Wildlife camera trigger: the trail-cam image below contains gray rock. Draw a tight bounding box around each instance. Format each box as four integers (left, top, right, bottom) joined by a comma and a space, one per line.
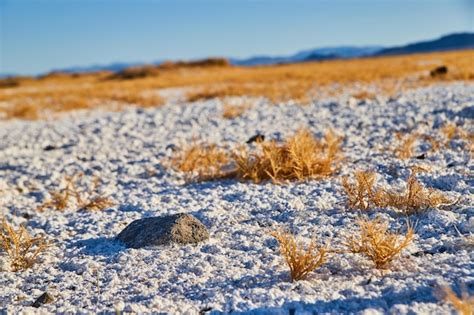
31, 292, 54, 308
116, 213, 209, 248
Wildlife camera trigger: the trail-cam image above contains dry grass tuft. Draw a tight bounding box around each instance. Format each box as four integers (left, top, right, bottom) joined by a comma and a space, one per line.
170, 144, 231, 181
38, 173, 114, 211
0, 219, 48, 271
441, 122, 471, 142
342, 170, 451, 214
352, 90, 376, 100
346, 217, 414, 269
3, 103, 40, 120
271, 229, 328, 281
170, 129, 342, 183
439, 285, 473, 315
233, 129, 342, 183
222, 101, 250, 119
342, 171, 381, 210
395, 132, 419, 159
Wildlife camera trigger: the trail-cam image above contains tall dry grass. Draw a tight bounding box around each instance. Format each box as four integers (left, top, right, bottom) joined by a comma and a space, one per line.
271, 229, 328, 281
346, 217, 414, 269
170, 129, 342, 183
0, 219, 48, 272
233, 129, 342, 183
342, 170, 450, 214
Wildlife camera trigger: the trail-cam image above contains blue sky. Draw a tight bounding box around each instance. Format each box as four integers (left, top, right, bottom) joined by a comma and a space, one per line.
1, 0, 472, 75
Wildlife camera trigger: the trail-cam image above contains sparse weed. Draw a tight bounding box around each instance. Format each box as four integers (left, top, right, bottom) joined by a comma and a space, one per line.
38, 173, 114, 211
222, 101, 250, 119
352, 90, 376, 100
271, 229, 328, 281
0, 218, 48, 272
346, 217, 414, 269
395, 132, 418, 159
170, 143, 232, 181
439, 285, 473, 315
342, 170, 450, 214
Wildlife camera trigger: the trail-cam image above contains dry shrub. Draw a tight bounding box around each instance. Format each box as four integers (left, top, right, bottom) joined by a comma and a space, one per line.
380, 172, 451, 214
170, 144, 231, 181
342, 171, 381, 210
222, 101, 250, 119
159, 57, 231, 70
3, 103, 40, 120
342, 170, 450, 214
422, 134, 441, 152
37, 173, 80, 211
0, 219, 48, 271
346, 217, 414, 269
439, 285, 473, 315
271, 229, 328, 281
441, 122, 472, 143
106, 65, 161, 80
352, 90, 376, 100
38, 173, 114, 212
0, 77, 21, 88
395, 132, 419, 159
233, 129, 342, 183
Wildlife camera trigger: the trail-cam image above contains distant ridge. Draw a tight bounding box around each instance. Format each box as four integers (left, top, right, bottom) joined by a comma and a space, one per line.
376, 33, 474, 56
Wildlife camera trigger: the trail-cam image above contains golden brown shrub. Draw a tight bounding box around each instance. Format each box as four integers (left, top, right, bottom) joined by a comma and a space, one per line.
0, 219, 48, 272
346, 217, 414, 269
439, 285, 473, 315
342, 171, 450, 214
233, 129, 342, 183
170, 144, 231, 181
38, 173, 114, 212
271, 229, 328, 281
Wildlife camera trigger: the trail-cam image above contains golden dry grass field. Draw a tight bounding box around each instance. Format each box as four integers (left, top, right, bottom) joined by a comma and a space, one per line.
0, 50, 473, 120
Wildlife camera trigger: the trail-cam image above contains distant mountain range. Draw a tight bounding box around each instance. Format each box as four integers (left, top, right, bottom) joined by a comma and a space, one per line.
376, 33, 474, 56
1, 32, 473, 78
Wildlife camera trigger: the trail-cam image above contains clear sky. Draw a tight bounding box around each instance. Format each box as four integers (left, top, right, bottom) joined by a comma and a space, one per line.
1, 0, 472, 75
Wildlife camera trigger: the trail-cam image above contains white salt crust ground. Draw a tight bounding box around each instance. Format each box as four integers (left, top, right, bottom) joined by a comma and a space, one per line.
0, 82, 473, 314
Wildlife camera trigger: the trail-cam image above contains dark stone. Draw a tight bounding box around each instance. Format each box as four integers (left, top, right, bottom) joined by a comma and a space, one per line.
116, 213, 209, 248
43, 145, 56, 151
199, 307, 213, 315
31, 292, 54, 308
430, 65, 448, 77
246, 134, 265, 144
415, 153, 426, 160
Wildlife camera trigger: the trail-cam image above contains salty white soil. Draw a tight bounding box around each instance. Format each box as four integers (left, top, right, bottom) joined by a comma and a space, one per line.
0, 82, 473, 314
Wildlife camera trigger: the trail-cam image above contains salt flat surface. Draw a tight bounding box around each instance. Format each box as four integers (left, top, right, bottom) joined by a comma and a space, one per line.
0, 82, 473, 314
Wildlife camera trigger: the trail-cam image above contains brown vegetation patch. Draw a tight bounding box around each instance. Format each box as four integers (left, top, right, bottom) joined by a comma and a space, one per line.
222, 101, 251, 119
439, 285, 473, 315
170, 143, 231, 181
0, 219, 48, 272
271, 229, 328, 281
233, 129, 342, 183
171, 129, 342, 183
38, 173, 114, 212
342, 170, 451, 214
345, 217, 414, 269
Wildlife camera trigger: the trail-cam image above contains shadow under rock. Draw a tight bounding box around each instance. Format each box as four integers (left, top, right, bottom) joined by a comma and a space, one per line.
70, 236, 125, 257
213, 284, 439, 314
